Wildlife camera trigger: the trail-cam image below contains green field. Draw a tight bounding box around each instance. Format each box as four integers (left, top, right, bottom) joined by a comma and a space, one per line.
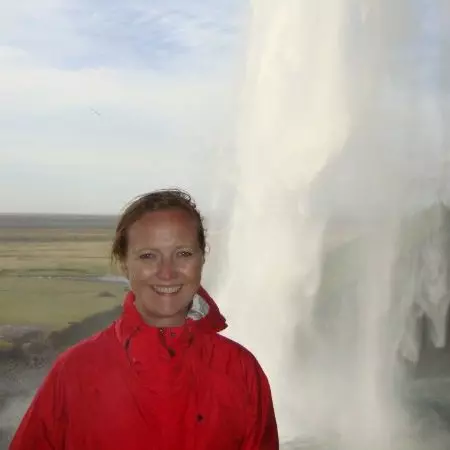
0, 217, 126, 339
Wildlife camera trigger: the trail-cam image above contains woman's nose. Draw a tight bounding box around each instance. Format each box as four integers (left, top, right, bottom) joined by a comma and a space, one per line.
156, 258, 176, 280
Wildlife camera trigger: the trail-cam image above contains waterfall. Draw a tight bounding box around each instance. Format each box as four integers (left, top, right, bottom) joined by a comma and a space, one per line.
216, 1, 450, 447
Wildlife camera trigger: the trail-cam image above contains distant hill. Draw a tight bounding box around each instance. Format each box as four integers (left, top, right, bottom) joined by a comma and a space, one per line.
0, 214, 118, 229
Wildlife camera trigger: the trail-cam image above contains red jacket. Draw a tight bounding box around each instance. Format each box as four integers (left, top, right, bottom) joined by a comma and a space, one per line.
10, 288, 279, 450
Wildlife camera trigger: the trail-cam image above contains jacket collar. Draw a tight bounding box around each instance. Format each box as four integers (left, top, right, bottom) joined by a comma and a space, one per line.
115, 287, 227, 350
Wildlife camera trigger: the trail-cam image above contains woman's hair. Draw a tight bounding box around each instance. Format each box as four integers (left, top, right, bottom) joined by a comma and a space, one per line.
111, 188, 206, 264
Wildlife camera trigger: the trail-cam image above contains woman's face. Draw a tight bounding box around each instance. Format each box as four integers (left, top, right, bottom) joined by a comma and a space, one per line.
122, 209, 204, 327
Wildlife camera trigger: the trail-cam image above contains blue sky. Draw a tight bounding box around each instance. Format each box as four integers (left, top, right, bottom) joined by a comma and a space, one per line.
3, 0, 243, 71
0, 0, 247, 214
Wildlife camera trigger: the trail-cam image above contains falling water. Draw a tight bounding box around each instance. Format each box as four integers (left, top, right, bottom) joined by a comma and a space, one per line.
216, 1, 450, 448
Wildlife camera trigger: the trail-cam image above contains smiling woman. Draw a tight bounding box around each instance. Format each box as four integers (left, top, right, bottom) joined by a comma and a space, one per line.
112, 191, 206, 327
9, 189, 279, 450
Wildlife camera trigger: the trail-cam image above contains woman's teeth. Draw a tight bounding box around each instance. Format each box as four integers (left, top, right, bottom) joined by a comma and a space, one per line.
152, 285, 182, 294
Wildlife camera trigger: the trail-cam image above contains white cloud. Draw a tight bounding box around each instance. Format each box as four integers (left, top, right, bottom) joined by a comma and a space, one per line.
0, 0, 245, 70
0, 1, 247, 213
0, 60, 236, 213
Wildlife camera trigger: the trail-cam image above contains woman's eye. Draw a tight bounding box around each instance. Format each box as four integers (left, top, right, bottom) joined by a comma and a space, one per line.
177, 250, 193, 258
139, 253, 155, 260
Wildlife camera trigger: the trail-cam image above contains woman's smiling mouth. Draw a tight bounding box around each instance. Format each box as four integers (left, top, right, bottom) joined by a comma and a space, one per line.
151, 285, 183, 295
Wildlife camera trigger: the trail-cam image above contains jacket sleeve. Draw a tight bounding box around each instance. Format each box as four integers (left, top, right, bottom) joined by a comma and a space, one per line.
9, 359, 67, 450
241, 355, 279, 450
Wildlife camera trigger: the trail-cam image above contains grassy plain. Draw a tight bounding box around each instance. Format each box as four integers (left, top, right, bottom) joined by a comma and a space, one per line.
0, 215, 126, 336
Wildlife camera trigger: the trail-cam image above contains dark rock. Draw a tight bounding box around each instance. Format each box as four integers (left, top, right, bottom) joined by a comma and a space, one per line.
47, 305, 122, 351
98, 290, 115, 298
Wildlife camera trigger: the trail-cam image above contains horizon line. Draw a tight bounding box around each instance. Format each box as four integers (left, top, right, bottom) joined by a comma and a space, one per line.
0, 212, 119, 217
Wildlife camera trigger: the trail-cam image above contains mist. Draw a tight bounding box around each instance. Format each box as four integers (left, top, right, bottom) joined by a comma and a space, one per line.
215, 1, 450, 447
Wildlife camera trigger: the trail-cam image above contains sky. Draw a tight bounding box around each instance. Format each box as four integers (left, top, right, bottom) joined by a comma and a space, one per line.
0, 0, 247, 214
1, 1, 445, 216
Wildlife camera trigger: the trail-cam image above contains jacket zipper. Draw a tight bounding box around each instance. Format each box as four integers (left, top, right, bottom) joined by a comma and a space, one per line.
159, 328, 176, 357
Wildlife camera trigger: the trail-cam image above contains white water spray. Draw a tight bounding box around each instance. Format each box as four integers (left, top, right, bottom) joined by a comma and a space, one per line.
216, 1, 450, 448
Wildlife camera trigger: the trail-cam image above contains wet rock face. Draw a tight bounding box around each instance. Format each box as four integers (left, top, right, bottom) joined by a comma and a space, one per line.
0, 429, 12, 450
0, 359, 52, 450
415, 313, 450, 378
0, 324, 53, 373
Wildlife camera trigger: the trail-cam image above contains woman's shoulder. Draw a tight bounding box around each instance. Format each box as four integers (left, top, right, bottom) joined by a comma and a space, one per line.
210, 332, 255, 356
203, 332, 267, 377
50, 324, 117, 376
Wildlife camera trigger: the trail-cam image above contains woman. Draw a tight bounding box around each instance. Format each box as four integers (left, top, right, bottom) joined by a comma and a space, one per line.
10, 189, 279, 450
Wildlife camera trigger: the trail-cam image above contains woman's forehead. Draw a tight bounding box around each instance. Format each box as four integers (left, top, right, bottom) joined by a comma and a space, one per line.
127, 210, 198, 242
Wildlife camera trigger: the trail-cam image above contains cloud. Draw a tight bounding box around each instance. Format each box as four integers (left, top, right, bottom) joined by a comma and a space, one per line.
0, 1, 247, 214
1, 0, 244, 71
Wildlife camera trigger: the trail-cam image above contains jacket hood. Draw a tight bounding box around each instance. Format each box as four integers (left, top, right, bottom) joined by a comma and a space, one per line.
190, 286, 227, 333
